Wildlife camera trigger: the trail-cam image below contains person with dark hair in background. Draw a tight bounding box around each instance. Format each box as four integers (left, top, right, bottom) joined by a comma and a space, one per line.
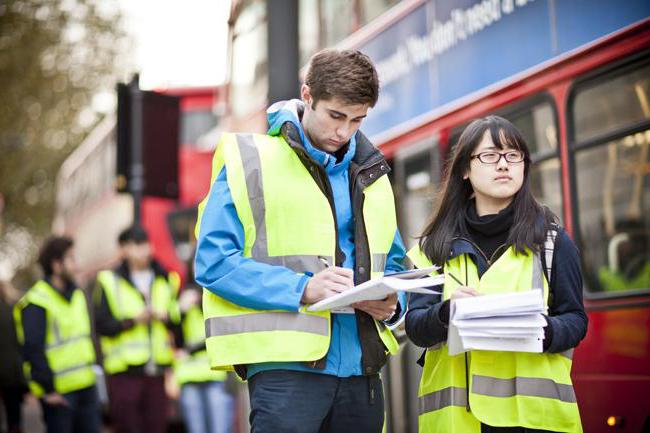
405, 116, 587, 433
0, 280, 27, 433
92, 226, 180, 433
195, 48, 406, 433
13, 237, 100, 433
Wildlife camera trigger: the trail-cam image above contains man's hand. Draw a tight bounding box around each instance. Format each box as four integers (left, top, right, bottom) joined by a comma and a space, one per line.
153, 309, 168, 322
353, 293, 398, 321
134, 308, 153, 324
301, 267, 354, 304
451, 286, 480, 300
43, 392, 69, 407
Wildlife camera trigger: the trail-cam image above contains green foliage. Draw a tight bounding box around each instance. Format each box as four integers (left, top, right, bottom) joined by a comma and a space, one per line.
0, 0, 131, 287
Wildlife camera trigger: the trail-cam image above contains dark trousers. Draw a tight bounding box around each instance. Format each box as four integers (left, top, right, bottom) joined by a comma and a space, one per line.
1, 384, 26, 433
248, 370, 384, 433
39, 386, 100, 433
107, 373, 168, 433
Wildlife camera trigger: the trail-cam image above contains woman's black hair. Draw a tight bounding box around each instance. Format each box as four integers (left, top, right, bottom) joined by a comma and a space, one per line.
419, 115, 557, 266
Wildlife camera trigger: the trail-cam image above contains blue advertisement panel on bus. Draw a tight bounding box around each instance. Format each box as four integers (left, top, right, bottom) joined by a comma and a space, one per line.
360, 0, 650, 140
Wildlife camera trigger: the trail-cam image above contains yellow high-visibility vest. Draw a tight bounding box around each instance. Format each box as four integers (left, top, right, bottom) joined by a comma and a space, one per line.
408, 246, 582, 433
174, 304, 227, 385
198, 133, 399, 371
96, 270, 176, 374
14, 280, 96, 396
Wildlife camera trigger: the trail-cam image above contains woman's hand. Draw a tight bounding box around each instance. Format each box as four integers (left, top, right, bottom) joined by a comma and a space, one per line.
451, 286, 480, 300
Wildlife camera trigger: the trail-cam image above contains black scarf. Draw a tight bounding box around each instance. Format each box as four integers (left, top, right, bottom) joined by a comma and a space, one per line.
464, 200, 514, 263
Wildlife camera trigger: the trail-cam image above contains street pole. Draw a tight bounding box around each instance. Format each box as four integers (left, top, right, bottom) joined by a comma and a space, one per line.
128, 74, 144, 228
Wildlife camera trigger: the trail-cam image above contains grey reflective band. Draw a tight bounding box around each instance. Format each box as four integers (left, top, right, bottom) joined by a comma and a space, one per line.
258, 255, 331, 275
372, 253, 387, 273
54, 362, 94, 377
544, 230, 557, 283
559, 349, 574, 360
235, 134, 333, 274
51, 321, 63, 347
46, 335, 91, 350
206, 312, 329, 337
532, 251, 543, 291
472, 375, 576, 403
419, 386, 468, 414
236, 134, 267, 259
427, 343, 443, 351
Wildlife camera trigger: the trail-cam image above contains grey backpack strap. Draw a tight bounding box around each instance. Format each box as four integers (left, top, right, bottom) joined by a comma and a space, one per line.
544, 228, 558, 284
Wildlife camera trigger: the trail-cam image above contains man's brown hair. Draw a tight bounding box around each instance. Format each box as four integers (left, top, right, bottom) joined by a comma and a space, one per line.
305, 49, 379, 107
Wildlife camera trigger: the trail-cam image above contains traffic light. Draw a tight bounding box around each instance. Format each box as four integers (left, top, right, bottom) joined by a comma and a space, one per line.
116, 82, 180, 199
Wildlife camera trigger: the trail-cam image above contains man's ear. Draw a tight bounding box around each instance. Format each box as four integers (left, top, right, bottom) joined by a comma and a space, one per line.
301, 84, 312, 108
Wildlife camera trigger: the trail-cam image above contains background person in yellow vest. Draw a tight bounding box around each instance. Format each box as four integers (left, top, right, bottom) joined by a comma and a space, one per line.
93, 226, 179, 433
15, 236, 100, 433
195, 49, 407, 433
175, 278, 233, 433
405, 116, 588, 433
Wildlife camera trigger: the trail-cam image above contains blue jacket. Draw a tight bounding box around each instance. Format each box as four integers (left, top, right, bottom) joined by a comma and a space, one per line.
405, 229, 588, 354
195, 100, 406, 378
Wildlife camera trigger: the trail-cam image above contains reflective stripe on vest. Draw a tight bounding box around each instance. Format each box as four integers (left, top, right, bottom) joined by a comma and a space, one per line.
14, 281, 96, 396
408, 245, 582, 433
471, 375, 577, 403
200, 133, 398, 370
174, 306, 227, 385
205, 312, 329, 337
418, 386, 468, 415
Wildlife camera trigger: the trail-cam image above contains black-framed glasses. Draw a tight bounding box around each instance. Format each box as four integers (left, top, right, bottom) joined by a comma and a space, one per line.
470, 150, 525, 164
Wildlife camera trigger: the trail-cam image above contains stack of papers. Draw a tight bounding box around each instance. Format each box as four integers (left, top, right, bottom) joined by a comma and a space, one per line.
447, 290, 547, 355
307, 266, 443, 313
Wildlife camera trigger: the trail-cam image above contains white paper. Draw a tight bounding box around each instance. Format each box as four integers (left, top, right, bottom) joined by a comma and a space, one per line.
461, 336, 543, 353
307, 267, 442, 312
452, 314, 547, 329
447, 290, 546, 355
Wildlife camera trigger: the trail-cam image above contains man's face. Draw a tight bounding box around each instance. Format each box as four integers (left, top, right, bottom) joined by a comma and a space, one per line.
301, 85, 369, 153
53, 247, 78, 282
123, 241, 151, 269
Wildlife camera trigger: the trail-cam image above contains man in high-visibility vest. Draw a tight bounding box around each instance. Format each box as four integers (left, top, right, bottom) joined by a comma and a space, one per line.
93, 226, 179, 433
14, 236, 100, 433
195, 49, 406, 433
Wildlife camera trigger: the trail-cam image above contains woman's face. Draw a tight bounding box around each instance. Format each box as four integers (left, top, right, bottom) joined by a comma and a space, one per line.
464, 130, 525, 213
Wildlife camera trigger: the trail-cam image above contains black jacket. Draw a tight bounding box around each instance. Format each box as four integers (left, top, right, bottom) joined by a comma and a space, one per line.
405, 228, 588, 354
280, 122, 398, 375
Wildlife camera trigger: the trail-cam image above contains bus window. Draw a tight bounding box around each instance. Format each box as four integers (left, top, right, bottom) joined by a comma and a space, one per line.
167, 207, 198, 263
571, 60, 650, 295
574, 62, 650, 143
393, 139, 440, 248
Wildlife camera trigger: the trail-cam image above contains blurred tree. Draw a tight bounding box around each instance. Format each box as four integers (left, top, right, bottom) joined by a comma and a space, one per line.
0, 0, 131, 288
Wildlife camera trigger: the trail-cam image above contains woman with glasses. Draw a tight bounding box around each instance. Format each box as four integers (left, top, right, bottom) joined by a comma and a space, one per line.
405, 116, 587, 433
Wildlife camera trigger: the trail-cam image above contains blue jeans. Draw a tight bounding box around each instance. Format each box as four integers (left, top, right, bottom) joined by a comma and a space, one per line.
179, 381, 233, 433
39, 386, 101, 433
248, 370, 384, 433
